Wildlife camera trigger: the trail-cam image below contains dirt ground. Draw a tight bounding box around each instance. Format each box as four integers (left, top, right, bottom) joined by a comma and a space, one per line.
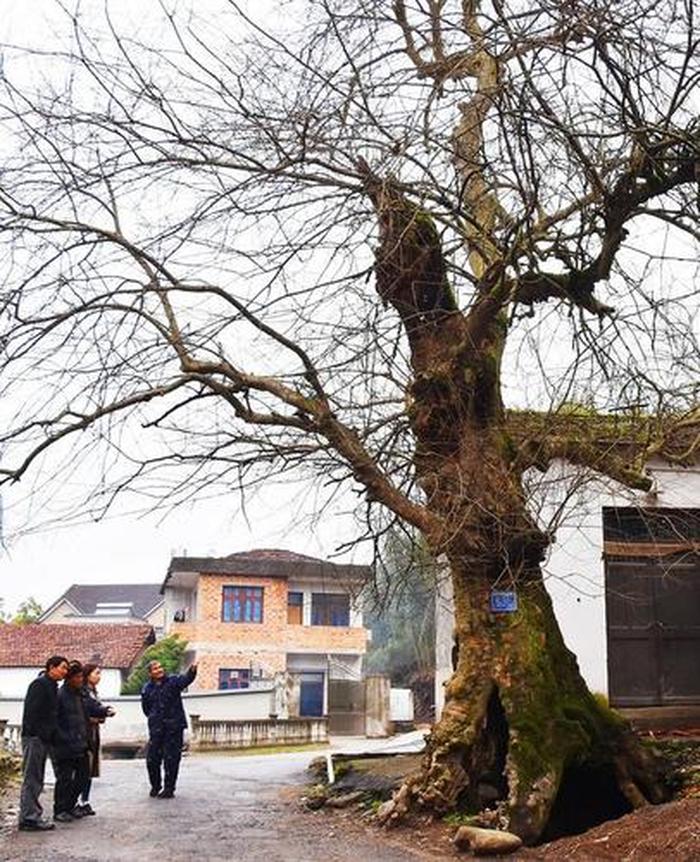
311, 735, 700, 861
309, 795, 700, 861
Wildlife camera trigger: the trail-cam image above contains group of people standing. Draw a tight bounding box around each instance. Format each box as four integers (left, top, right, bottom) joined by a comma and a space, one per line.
19, 656, 115, 831
18, 654, 198, 832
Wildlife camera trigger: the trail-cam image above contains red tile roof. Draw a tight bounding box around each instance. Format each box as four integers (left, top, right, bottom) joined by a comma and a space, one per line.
0, 623, 155, 670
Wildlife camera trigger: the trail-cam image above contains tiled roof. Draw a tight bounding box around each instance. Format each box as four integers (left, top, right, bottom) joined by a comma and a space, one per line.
0, 623, 155, 669
47, 583, 163, 619
224, 549, 327, 563
166, 548, 371, 586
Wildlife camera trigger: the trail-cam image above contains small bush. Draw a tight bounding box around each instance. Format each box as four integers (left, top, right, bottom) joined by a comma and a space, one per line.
121, 634, 188, 694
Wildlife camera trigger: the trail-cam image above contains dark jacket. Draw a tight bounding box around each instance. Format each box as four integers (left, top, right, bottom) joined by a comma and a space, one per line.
21, 673, 59, 743
82, 684, 112, 778
141, 666, 197, 733
54, 684, 90, 760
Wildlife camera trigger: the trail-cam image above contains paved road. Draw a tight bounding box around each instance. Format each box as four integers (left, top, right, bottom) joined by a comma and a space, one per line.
0, 750, 438, 862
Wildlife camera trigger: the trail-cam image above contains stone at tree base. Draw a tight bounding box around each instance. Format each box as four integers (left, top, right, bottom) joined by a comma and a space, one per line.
453, 825, 523, 855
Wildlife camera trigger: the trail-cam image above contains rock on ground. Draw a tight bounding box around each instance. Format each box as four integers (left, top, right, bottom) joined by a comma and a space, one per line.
453, 825, 522, 856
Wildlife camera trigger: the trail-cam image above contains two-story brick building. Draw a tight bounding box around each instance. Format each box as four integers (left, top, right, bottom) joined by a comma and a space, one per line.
162, 549, 370, 720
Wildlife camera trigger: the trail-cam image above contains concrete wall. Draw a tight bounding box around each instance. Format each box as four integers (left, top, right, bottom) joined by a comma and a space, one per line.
0, 667, 123, 699
434, 459, 700, 715
40, 600, 77, 624
0, 686, 276, 747
543, 459, 700, 696
390, 688, 414, 722
189, 715, 328, 750
144, 603, 165, 636
434, 569, 455, 720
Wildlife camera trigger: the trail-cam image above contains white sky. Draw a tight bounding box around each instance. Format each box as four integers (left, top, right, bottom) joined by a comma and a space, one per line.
0, 1, 697, 614
0, 0, 364, 616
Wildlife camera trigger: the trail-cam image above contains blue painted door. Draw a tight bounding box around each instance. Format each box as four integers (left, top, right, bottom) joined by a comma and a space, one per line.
299, 672, 324, 717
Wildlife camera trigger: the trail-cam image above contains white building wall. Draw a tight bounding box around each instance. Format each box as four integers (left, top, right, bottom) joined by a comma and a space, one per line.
0, 687, 275, 745
287, 578, 365, 628
435, 459, 700, 715
0, 667, 123, 698
542, 459, 700, 697
40, 600, 78, 623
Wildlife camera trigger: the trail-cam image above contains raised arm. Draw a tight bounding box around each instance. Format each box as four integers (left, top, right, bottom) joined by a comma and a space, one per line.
174, 664, 197, 691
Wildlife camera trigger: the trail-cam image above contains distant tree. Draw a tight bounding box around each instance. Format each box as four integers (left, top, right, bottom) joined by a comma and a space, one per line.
365, 532, 439, 715
121, 634, 187, 695
12, 597, 43, 625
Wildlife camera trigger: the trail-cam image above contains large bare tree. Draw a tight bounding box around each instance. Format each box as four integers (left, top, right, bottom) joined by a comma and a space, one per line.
1, 0, 699, 842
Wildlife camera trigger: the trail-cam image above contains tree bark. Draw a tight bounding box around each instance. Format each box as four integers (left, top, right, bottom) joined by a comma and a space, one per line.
359, 165, 669, 843
379, 434, 669, 844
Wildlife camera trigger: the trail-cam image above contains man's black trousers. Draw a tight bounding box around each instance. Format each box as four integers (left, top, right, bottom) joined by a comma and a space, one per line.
146, 727, 184, 793
54, 753, 90, 815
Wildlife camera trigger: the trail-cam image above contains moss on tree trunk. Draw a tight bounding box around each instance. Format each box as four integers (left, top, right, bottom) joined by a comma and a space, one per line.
380, 564, 669, 844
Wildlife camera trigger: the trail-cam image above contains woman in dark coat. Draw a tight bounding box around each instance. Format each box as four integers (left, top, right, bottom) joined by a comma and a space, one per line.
78, 663, 115, 815
54, 662, 91, 821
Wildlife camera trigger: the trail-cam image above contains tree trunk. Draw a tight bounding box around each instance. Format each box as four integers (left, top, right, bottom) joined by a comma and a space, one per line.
380, 449, 670, 844
359, 165, 669, 844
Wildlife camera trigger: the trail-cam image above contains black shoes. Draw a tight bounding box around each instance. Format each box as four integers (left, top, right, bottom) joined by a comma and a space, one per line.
149, 787, 161, 798
54, 812, 74, 823
70, 806, 87, 818
19, 819, 55, 831
157, 789, 175, 799
78, 804, 96, 816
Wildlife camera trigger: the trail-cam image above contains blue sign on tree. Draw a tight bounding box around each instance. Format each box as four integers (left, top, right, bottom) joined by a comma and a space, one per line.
490, 590, 518, 613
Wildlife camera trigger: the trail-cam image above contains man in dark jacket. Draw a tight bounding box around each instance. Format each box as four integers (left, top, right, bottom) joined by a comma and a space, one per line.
19, 654, 69, 831
141, 660, 197, 798
53, 661, 91, 822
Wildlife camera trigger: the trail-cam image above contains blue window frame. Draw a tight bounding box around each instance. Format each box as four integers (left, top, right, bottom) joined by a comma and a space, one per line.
221, 586, 264, 623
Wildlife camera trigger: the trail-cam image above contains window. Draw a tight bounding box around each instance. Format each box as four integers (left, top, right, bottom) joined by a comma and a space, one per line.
221, 586, 264, 623
311, 593, 350, 627
218, 668, 250, 690
287, 591, 303, 625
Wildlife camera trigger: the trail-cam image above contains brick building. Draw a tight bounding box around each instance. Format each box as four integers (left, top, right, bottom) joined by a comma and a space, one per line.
162, 549, 370, 719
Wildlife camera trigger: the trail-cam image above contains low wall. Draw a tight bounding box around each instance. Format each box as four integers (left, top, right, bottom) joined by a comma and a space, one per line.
190, 715, 328, 751
0, 686, 276, 749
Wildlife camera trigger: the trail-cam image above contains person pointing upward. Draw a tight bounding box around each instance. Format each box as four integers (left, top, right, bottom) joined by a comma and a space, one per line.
141, 660, 197, 799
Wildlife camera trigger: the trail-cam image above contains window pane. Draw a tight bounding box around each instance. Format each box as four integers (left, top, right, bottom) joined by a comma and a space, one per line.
218, 668, 251, 690
222, 586, 264, 623
311, 593, 350, 626
287, 591, 303, 625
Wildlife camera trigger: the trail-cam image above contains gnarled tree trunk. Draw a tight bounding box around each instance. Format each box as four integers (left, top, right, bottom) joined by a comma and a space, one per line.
359, 164, 669, 844
380, 432, 668, 844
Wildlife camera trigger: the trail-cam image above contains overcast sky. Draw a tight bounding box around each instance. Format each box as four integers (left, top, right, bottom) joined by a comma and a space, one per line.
0, 0, 365, 616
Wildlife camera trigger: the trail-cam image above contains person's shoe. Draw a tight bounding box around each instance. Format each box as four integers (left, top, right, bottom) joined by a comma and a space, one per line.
79, 803, 96, 815
149, 787, 161, 798
157, 788, 175, 798
70, 806, 86, 818
19, 819, 55, 831
54, 812, 75, 823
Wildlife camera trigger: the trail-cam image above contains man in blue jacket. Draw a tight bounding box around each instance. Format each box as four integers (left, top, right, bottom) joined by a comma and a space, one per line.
141, 660, 197, 798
